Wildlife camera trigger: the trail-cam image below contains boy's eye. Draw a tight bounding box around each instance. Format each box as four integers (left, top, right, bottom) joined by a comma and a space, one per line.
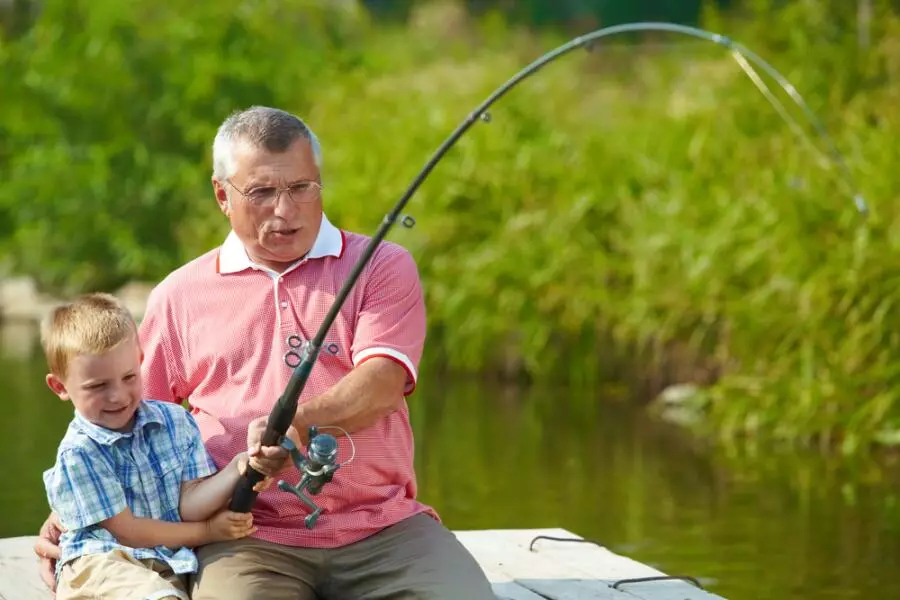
123, 374, 136, 382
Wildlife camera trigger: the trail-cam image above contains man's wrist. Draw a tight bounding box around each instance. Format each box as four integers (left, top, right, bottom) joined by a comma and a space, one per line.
292, 407, 311, 446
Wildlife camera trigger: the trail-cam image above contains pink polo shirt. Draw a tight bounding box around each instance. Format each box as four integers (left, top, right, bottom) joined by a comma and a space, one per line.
138, 212, 437, 548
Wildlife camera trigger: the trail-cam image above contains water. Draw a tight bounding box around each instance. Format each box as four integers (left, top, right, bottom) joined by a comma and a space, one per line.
2, 325, 900, 599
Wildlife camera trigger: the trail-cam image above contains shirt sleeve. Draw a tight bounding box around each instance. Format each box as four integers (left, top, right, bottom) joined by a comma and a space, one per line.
349, 242, 427, 395
139, 281, 191, 404
176, 409, 218, 481
43, 448, 127, 531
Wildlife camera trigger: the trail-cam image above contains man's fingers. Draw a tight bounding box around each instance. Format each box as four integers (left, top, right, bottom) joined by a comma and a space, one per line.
35, 532, 60, 594
34, 537, 61, 561
38, 513, 65, 544
249, 454, 281, 467
252, 478, 273, 492
38, 558, 57, 593
285, 425, 303, 446
249, 451, 287, 468
249, 457, 287, 478
256, 445, 287, 458
49, 511, 67, 533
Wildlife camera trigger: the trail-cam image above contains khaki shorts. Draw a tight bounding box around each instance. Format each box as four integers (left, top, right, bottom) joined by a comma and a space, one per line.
57, 549, 189, 600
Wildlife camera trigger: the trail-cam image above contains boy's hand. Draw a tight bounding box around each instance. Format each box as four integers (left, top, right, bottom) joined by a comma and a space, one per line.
205, 510, 256, 542
234, 452, 274, 492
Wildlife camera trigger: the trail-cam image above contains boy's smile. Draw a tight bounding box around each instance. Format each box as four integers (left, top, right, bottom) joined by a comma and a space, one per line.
46, 335, 144, 432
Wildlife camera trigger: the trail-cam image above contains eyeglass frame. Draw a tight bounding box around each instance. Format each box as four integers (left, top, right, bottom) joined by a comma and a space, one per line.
224, 178, 323, 207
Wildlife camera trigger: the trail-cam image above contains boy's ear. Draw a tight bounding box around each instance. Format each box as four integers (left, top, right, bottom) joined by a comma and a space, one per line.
45, 373, 71, 401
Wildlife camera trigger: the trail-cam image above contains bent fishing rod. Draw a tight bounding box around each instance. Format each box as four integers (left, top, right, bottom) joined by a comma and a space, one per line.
229, 21, 868, 517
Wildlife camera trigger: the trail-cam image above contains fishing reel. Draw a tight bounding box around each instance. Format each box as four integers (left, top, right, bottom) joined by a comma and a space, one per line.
277, 425, 350, 529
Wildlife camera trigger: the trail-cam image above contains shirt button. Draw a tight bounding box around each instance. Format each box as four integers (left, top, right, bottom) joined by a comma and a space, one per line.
280, 301, 288, 309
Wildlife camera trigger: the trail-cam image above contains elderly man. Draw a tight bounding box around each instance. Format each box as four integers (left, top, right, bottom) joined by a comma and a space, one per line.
35, 106, 496, 599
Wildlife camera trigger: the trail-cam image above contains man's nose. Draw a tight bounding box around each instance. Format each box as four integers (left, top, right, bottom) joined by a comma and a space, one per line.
272, 190, 298, 219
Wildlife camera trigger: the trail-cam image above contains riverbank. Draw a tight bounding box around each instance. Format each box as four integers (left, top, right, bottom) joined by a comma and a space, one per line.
0, 276, 154, 322
0, 277, 155, 360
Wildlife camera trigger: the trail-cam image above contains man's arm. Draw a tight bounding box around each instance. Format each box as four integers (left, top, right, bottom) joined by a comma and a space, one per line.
247, 357, 406, 474
249, 243, 424, 472
292, 357, 407, 442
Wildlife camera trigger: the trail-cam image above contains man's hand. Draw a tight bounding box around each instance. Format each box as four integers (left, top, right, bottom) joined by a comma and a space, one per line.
34, 511, 66, 592
234, 452, 274, 492
246, 416, 303, 478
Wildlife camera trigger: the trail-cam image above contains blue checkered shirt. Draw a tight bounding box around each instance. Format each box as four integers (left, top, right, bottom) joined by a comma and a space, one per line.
43, 399, 218, 580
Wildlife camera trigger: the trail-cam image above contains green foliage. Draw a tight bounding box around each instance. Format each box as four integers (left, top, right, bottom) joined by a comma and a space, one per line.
2, 0, 900, 455
0, 0, 371, 294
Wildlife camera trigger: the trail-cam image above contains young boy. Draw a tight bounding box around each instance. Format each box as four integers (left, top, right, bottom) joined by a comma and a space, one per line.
40, 292, 270, 600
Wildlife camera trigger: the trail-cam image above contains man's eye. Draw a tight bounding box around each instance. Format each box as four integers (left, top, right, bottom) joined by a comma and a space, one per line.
248, 187, 275, 200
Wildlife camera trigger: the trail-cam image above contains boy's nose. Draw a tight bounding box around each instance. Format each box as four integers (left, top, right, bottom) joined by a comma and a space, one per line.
107, 388, 132, 406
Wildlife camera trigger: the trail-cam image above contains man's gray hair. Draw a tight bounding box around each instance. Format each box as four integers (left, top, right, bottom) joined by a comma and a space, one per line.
212, 106, 323, 180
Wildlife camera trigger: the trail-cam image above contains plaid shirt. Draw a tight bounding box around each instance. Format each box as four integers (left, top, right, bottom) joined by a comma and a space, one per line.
43, 399, 217, 579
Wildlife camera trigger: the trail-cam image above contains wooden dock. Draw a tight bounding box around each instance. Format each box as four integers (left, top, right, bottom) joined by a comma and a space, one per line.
0, 528, 726, 599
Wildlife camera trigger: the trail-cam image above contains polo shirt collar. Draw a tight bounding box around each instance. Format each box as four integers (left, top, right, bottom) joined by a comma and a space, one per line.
72, 401, 163, 446
217, 212, 343, 275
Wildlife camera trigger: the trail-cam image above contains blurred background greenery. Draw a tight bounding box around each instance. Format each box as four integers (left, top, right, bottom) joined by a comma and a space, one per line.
2, 0, 900, 597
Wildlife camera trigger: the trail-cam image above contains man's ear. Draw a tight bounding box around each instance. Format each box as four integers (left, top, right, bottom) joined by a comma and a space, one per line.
212, 178, 230, 216
45, 373, 71, 401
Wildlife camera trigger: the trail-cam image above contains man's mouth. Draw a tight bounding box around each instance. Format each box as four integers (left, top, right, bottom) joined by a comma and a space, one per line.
270, 228, 298, 237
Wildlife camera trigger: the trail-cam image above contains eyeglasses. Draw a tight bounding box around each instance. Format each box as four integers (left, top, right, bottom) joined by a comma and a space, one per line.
225, 178, 323, 207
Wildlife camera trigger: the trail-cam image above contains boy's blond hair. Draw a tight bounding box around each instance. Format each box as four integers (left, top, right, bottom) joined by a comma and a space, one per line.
40, 292, 139, 378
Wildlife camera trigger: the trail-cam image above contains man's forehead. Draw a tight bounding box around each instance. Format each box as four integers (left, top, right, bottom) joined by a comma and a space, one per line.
232, 139, 318, 183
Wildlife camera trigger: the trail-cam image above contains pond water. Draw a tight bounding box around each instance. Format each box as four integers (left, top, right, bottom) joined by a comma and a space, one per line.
2, 324, 899, 599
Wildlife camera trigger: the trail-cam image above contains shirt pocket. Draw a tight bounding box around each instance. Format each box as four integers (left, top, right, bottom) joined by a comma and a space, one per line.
123, 449, 184, 523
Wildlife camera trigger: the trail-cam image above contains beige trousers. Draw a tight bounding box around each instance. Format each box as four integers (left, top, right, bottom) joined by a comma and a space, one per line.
190, 513, 497, 599
57, 549, 189, 600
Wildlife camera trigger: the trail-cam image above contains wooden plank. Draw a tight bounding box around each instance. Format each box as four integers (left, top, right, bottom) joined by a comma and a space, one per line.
2, 530, 728, 600
455, 528, 639, 599
453, 540, 547, 600
455, 529, 726, 600
492, 582, 553, 600
499, 529, 725, 600
0, 537, 52, 600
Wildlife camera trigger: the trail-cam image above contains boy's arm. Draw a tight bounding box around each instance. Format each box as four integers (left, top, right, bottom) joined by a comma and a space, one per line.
171, 406, 263, 522
100, 507, 253, 548
179, 453, 268, 522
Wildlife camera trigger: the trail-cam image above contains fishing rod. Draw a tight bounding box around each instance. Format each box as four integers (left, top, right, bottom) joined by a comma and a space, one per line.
228, 21, 867, 517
